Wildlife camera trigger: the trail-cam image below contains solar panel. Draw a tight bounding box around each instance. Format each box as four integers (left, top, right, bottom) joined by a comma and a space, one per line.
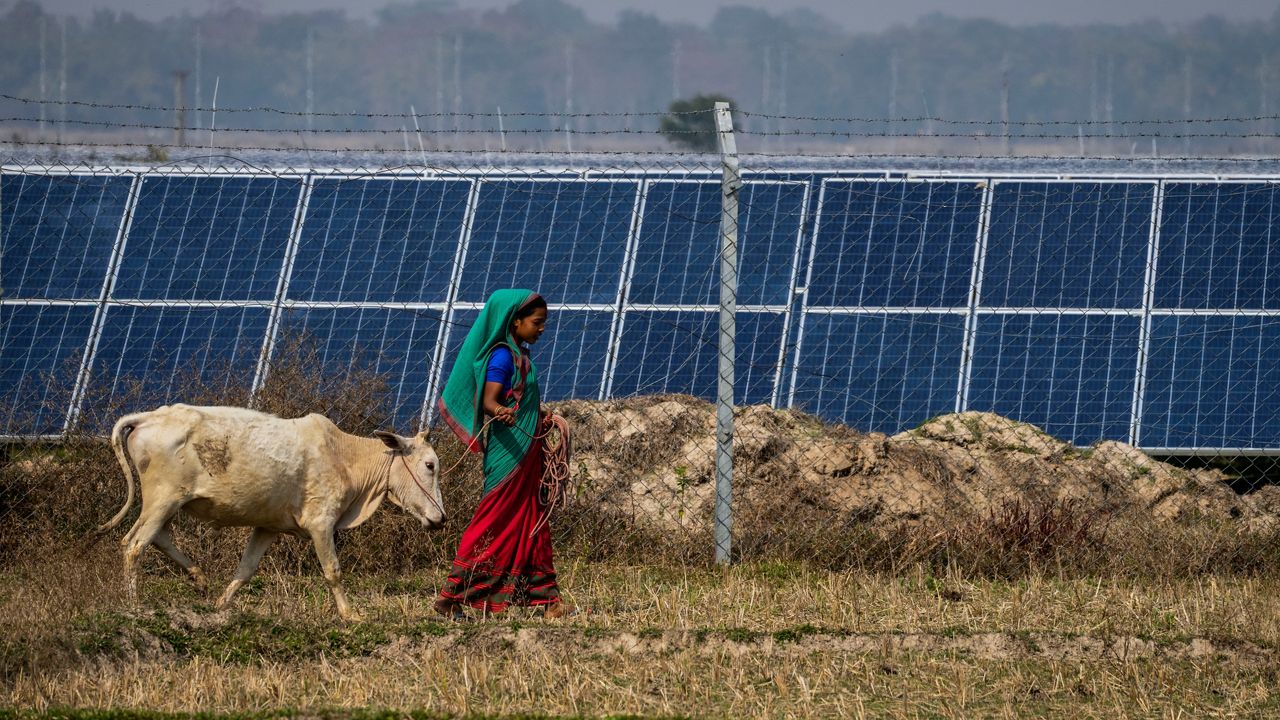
114, 176, 301, 301
629, 181, 807, 306
611, 310, 784, 404
7, 167, 1280, 453
534, 310, 614, 401
983, 182, 1153, 309
291, 178, 472, 303
807, 180, 983, 308
736, 312, 788, 404
1156, 182, 1280, 309
82, 305, 269, 427
274, 306, 445, 431
790, 312, 966, 433
460, 180, 638, 305
0, 303, 96, 434
627, 182, 718, 306
966, 313, 1140, 445
1, 173, 132, 299
434, 309, 479, 408
1139, 315, 1280, 448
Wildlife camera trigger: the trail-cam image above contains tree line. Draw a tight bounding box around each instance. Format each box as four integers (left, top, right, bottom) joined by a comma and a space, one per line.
2, 0, 1279, 152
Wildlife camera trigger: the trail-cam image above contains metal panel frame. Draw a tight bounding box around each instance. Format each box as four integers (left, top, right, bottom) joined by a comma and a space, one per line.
603, 178, 649, 400
421, 177, 482, 428
64, 171, 142, 431
251, 173, 314, 402
1129, 180, 1166, 446
957, 179, 995, 412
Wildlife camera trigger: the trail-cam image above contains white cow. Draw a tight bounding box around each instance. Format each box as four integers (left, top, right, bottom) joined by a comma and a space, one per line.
98, 404, 445, 621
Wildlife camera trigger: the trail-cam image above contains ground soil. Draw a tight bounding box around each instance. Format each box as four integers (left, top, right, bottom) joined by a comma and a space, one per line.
552, 396, 1280, 533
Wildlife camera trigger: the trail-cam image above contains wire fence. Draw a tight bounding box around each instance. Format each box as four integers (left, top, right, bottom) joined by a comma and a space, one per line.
9, 91, 1280, 162
3, 102, 1280, 580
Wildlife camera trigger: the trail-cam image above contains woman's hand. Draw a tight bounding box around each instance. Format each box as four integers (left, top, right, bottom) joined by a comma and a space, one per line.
492, 404, 516, 426
482, 381, 516, 425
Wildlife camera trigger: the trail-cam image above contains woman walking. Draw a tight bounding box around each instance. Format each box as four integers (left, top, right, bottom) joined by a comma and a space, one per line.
433, 289, 574, 620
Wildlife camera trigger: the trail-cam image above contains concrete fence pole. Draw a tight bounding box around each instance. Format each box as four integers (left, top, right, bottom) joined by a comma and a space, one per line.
713, 101, 740, 565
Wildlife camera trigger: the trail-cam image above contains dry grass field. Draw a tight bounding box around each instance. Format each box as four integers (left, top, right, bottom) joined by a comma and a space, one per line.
3, 542, 1280, 719
4, 346, 1280, 718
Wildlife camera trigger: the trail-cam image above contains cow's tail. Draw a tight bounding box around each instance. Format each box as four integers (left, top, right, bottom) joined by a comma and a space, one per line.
98, 411, 149, 533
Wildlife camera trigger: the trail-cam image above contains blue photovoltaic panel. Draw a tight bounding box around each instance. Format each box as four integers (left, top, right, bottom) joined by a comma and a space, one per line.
610, 311, 784, 404
791, 313, 965, 433
739, 183, 808, 305
983, 182, 1153, 308
1, 173, 132, 299
114, 176, 300, 301
736, 312, 788, 404
627, 183, 716, 306
534, 310, 613, 401
967, 313, 1140, 445
1156, 183, 1280, 309
291, 178, 472, 303
460, 181, 637, 305
0, 304, 96, 434
440, 308, 613, 403
275, 307, 444, 432
629, 182, 807, 306
1140, 315, 1280, 448
808, 181, 982, 308
84, 305, 269, 425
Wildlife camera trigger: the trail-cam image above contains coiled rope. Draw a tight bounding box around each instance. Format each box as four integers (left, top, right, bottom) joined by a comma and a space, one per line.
436, 411, 573, 538
530, 413, 572, 538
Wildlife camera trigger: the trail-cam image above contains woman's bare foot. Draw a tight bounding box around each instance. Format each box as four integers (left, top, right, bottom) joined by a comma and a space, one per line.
543, 600, 577, 619
433, 597, 464, 620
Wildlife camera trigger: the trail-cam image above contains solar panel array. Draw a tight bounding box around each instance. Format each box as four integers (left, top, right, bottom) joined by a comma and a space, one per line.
3, 168, 1278, 452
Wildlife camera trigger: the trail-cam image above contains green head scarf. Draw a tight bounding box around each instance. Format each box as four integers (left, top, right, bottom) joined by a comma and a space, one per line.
437, 289, 543, 492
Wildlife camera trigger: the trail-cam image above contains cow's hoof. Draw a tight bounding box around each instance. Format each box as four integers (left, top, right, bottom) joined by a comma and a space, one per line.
340, 611, 364, 623
189, 568, 208, 594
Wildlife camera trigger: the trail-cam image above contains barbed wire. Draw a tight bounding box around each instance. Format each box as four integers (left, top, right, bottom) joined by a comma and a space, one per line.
0, 117, 695, 135
13, 115, 1280, 141
740, 110, 1280, 127
743, 130, 1280, 140
0, 94, 693, 118
7, 138, 1280, 166
8, 94, 1280, 129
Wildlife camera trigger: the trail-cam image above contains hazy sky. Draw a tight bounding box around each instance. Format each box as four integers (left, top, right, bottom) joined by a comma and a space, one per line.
31, 0, 1280, 31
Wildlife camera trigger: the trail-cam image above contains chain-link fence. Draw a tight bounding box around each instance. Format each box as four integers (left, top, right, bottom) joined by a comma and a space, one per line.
3, 102, 1280, 580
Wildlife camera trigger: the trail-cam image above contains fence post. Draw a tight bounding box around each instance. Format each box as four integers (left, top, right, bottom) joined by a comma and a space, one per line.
714, 101, 739, 565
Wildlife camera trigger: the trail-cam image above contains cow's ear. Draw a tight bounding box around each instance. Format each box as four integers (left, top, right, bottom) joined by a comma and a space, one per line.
373, 430, 406, 451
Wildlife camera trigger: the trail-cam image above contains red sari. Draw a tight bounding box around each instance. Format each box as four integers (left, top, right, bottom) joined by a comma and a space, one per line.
438, 433, 560, 612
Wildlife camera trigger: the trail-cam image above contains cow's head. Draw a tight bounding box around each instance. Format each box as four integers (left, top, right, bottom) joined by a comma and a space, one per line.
374, 430, 446, 528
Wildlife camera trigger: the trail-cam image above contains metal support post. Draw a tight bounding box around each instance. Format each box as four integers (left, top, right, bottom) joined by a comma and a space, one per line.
714, 101, 739, 565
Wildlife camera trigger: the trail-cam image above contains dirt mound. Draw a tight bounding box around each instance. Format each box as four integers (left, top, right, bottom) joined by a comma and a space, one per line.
551, 396, 1278, 534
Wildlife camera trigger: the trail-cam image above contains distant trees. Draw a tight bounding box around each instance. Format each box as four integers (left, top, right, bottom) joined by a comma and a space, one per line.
659, 94, 738, 152
3, 0, 1280, 151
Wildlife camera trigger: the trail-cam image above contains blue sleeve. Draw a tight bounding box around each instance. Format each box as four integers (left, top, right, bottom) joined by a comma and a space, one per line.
484, 346, 515, 391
